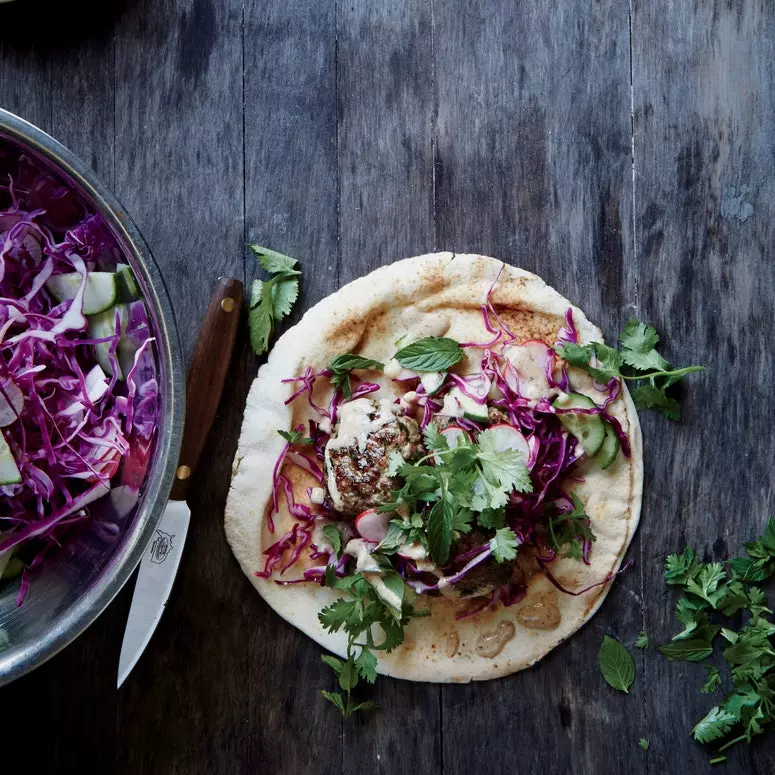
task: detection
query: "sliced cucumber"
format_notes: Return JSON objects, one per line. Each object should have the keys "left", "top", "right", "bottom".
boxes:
{"left": 115, "top": 265, "right": 141, "bottom": 303}
{"left": 420, "top": 371, "right": 446, "bottom": 396}
{"left": 0, "top": 432, "right": 21, "bottom": 485}
{"left": 553, "top": 392, "right": 606, "bottom": 457}
{"left": 442, "top": 387, "right": 489, "bottom": 422}
{"left": 46, "top": 272, "right": 118, "bottom": 316}
{"left": 88, "top": 305, "right": 134, "bottom": 380}
{"left": 594, "top": 420, "right": 620, "bottom": 470}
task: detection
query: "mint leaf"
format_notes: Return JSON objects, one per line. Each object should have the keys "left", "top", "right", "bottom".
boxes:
{"left": 658, "top": 638, "right": 714, "bottom": 662}
{"left": 394, "top": 337, "right": 464, "bottom": 372}
{"left": 598, "top": 635, "right": 636, "bottom": 693}
{"left": 321, "top": 525, "right": 342, "bottom": 557}
{"left": 490, "top": 527, "right": 519, "bottom": 563}
{"left": 329, "top": 353, "right": 384, "bottom": 398}
{"left": 427, "top": 497, "right": 453, "bottom": 565}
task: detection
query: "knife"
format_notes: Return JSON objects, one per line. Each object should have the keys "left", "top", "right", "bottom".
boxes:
{"left": 117, "top": 276, "right": 244, "bottom": 688}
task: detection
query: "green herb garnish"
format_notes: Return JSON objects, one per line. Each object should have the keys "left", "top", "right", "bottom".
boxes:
{"left": 635, "top": 631, "right": 649, "bottom": 649}
{"left": 248, "top": 245, "right": 301, "bottom": 355}
{"left": 328, "top": 354, "right": 384, "bottom": 399}
{"left": 318, "top": 566, "right": 426, "bottom": 717}
{"left": 394, "top": 336, "right": 464, "bottom": 372}
{"left": 638, "top": 738, "right": 649, "bottom": 751}
{"left": 598, "top": 634, "right": 636, "bottom": 693}
{"left": 277, "top": 428, "right": 313, "bottom": 446}
{"left": 555, "top": 319, "right": 704, "bottom": 419}
{"left": 658, "top": 519, "right": 775, "bottom": 758}
{"left": 547, "top": 493, "right": 596, "bottom": 559}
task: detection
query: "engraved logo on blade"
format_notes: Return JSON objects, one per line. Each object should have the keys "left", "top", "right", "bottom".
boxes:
{"left": 150, "top": 529, "right": 174, "bottom": 564}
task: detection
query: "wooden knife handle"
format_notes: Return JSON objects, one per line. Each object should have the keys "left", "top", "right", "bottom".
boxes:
{"left": 170, "top": 276, "right": 244, "bottom": 501}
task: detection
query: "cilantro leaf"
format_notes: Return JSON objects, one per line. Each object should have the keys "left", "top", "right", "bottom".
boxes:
{"left": 692, "top": 707, "right": 738, "bottom": 744}
{"left": 248, "top": 246, "right": 302, "bottom": 355}
{"left": 638, "top": 738, "right": 649, "bottom": 751}
{"left": 555, "top": 318, "right": 703, "bottom": 419}
{"left": 394, "top": 337, "right": 464, "bottom": 372}
{"left": 490, "top": 527, "right": 519, "bottom": 563}
{"left": 477, "top": 428, "right": 533, "bottom": 495}
{"left": 451, "top": 507, "right": 474, "bottom": 536}
{"left": 665, "top": 547, "right": 701, "bottom": 586}
{"left": 318, "top": 599, "right": 360, "bottom": 634}
{"left": 598, "top": 635, "right": 636, "bottom": 693}
{"left": 546, "top": 493, "right": 596, "bottom": 557}
{"left": 250, "top": 244, "right": 298, "bottom": 273}
{"left": 477, "top": 508, "right": 506, "bottom": 530}
{"left": 686, "top": 563, "right": 728, "bottom": 608}
{"left": 701, "top": 665, "right": 722, "bottom": 694}
{"left": 277, "top": 428, "right": 312, "bottom": 446}
{"left": 635, "top": 631, "right": 649, "bottom": 649}
{"left": 355, "top": 648, "right": 378, "bottom": 684}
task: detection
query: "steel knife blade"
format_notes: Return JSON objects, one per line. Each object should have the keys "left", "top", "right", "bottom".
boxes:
{"left": 117, "top": 277, "right": 243, "bottom": 688}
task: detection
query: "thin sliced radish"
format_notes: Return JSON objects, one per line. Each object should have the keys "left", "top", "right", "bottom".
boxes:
{"left": 503, "top": 340, "right": 553, "bottom": 401}
{"left": 526, "top": 434, "right": 540, "bottom": 470}
{"left": 487, "top": 423, "right": 530, "bottom": 464}
{"left": 355, "top": 508, "right": 391, "bottom": 543}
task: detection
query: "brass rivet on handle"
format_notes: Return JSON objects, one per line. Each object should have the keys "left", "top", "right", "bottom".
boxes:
{"left": 176, "top": 465, "right": 191, "bottom": 481}
{"left": 220, "top": 297, "right": 235, "bottom": 313}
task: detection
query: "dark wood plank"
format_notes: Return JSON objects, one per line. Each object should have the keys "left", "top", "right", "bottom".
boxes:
{"left": 434, "top": 4, "right": 641, "bottom": 774}
{"left": 336, "top": 3, "right": 440, "bottom": 774}
{"left": 110, "top": 2, "right": 247, "bottom": 773}
{"left": 632, "top": 2, "right": 775, "bottom": 772}
{"left": 243, "top": 2, "right": 341, "bottom": 773}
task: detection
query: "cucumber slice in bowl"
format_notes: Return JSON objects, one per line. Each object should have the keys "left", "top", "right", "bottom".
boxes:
{"left": 594, "top": 420, "right": 620, "bottom": 470}
{"left": 552, "top": 392, "right": 606, "bottom": 457}
{"left": 115, "top": 265, "right": 142, "bottom": 303}
{"left": 46, "top": 271, "right": 118, "bottom": 315}
{"left": 0, "top": 431, "right": 21, "bottom": 485}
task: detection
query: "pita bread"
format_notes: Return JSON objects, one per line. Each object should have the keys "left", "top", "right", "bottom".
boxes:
{"left": 225, "top": 253, "right": 642, "bottom": 682}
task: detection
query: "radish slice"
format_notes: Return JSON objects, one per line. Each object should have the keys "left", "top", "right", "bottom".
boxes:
{"left": 355, "top": 508, "right": 391, "bottom": 543}
{"left": 526, "top": 434, "right": 540, "bottom": 470}
{"left": 503, "top": 340, "right": 553, "bottom": 401}
{"left": 487, "top": 423, "right": 531, "bottom": 465}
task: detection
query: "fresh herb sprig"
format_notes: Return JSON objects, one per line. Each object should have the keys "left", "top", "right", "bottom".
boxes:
{"left": 318, "top": 564, "right": 426, "bottom": 716}
{"left": 547, "top": 493, "right": 596, "bottom": 559}
{"left": 556, "top": 319, "right": 704, "bottom": 419}
{"left": 384, "top": 425, "right": 531, "bottom": 565}
{"left": 328, "top": 354, "right": 384, "bottom": 399}
{"left": 598, "top": 634, "right": 636, "bottom": 693}
{"left": 658, "top": 519, "right": 775, "bottom": 758}
{"left": 394, "top": 336, "right": 464, "bottom": 372}
{"left": 248, "top": 245, "right": 301, "bottom": 355}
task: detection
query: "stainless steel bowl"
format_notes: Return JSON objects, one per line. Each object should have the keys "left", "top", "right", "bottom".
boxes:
{"left": 0, "top": 108, "right": 184, "bottom": 685}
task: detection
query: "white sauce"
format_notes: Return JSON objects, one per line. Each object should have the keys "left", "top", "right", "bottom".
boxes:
{"left": 311, "top": 520, "right": 335, "bottom": 553}
{"left": 441, "top": 392, "right": 464, "bottom": 418}
{"left": 397, "top": 542, "right": 427, "bottom": 560}
{"left": 384, "top": 358, "right": 402, "bottom": 378}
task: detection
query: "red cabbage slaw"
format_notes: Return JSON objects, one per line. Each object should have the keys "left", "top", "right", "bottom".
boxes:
{"left": 0, "top": 150, "right": 157, "bottom": 604}
{"left": 257, "top": 289, "right": 632, "bottom": 614}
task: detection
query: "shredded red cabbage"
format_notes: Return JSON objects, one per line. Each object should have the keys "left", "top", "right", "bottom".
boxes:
{"left": 0, "top": 150, "right": 157, "bottom": 602}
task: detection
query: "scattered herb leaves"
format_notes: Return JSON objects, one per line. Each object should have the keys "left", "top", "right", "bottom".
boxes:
{"left": 248, "top": 245, "right": 301, "bottom": 355}
{"left": 638, "top": 738, "right": 649, "bottom": 751}
{"left": 598, "top": 635, "right": 636, "bottom": 693}
{"left": 329, "top": 354, "right": 384, "bottom": 399}
{"left": 555, "top": 318, "right": 703, "bottom": 419}
{"left": 635, "top": 631, "right": 649, "bottom": 649}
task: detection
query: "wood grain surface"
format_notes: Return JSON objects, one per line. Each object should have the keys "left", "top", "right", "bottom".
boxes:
{"left": 1, "top": 0, "right": 774, "bottom": 772}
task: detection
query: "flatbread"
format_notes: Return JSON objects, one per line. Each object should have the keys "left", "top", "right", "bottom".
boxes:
{"left": 225, "top": 253, "right": 643, "bottom": 682}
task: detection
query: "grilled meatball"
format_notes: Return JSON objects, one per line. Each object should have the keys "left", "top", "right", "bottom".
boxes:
{"left": 324, "top": 398, "right": 423, "bottom": 516}
{"left": 487, "top": 406, "right": 509, "bottom": 425}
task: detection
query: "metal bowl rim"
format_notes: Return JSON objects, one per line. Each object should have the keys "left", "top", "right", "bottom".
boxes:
{"left": 0, "top": 107, "right": 184, "bottom": 686}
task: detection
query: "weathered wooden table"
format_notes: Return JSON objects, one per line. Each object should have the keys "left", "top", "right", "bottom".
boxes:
{"left": 2, "top": 1, "right": 774, "bottom": 772}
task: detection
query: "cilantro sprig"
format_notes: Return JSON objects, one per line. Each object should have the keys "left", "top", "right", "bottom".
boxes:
{"left": 658, "top": 519, "right": 775, "bottom": 758}
{"left": 248, "top": 245, "right": 302, "bottom": 355}
{"left": 318, "top": 565, "right": 426, "bottom": 717}
{"left": 556, "top": 319, "right": 704, "bottom": 419}
{"left": 386, "top": 426, "right": 531, "bottom": 565}
{"left": 546, "top": 493, "right": 596, "bottom": 559}
{"left": 328, "top": 353, "right": 384, "bottom": 399}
